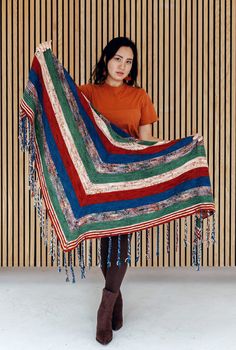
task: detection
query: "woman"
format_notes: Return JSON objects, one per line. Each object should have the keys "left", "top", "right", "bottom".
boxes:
{"left": 78, "top": 36, "right": 160, "bottom": 345}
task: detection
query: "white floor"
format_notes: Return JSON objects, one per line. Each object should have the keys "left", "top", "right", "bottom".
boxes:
{"left": 1, "top": 266, "right": 236, "bottom": 350}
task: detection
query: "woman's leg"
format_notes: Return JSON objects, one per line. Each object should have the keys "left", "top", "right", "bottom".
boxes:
{"left": 96, "top": 233, "right": 131, "bottom": 344}
{"left": 103, "top": 234, "right": 131, "bottom": 293}
{"left": 100, "top": 236, "right": 109, "bottom": 280}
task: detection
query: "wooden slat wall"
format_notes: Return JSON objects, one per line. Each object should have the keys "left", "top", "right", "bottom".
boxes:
{"left": 0, "top": 0, "right": 235, "bottom": 268}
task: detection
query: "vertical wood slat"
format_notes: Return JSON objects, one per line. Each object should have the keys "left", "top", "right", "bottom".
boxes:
{"left": 0, "top": 0, "right": 235, "bottom": 269}
{"left": 231, "top": 0, "right": 236, "bottom": 267}
{"left": 2, "top": 0, "right": 7, "bottom": 267}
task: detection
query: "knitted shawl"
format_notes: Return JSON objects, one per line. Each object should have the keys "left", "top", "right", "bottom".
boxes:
{"left": 19, "top": 42, "right": 216, "bottom": 283}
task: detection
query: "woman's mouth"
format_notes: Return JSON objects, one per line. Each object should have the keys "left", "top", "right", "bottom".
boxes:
{"left": 116, "top": 72, "right": 124, "bottom": 76}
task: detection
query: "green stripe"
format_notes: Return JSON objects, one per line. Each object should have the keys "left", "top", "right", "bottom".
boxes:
{"left": 35, "top": 116, "right": 73, "bottom": 239}
{"left": 90, "top": 104, "right": 136, "bottom": 143}
{"left": 91, "top": 105, "right": 156, "bottom": 145}
{"left": 35, "top": 117, "right": 214, "bottom": 242}
{"left": 22, "top": 90, "right": 37, "bottom": 115}
{"left": 43, "top": 52, "right": 207, "bottom": 184}
{"left": 76, "top": 195, "right": 214, "bottom": 234}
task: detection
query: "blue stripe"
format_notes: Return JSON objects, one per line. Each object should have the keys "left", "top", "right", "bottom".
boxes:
{"left": 32, "top": 66, "right": 211, "bottom": 221}
{"left": 64, "top": 70, "right": 195, "bottom": 163}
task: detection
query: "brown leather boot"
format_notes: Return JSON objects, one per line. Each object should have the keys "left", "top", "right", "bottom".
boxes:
{"left": 112, "top": 289, "right": 123, "bottom": 331}
{"left": 96, "top": 288, "right": 119, "bottom": 345}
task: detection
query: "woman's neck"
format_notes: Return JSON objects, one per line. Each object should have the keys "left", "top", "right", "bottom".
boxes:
{"left": 105, "top": 77, "right": 124, "bottom": 87}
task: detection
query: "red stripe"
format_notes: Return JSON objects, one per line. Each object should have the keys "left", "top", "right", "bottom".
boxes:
{"left": 61, "top": 204, "right": 215, "bottom": 252}
{"left": 33, "top": 57, "right": 191, "bottom": 208}
{"left": 32, "top": 56, "right": 88, "bottom": 206}
{"left": 82, "top": 167, "right": 211, "bottom": 205}
{"left": 32, "top": 58, "right": 210, "bottom": 212}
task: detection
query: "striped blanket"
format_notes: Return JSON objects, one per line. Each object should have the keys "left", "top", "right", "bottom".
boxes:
{"left": 19, "top": 41, "right": 216, "bottom": 282}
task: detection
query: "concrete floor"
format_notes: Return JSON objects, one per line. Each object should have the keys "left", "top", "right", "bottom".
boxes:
{"left": 1, "top": 266, "right": 236, "bottom": 350}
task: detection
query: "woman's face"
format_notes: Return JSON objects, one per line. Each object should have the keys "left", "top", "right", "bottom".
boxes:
{"left": 106, "top": 46, "right": 134, "bottom": 83}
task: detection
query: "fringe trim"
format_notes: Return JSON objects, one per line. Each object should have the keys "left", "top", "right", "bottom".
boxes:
{"left": 19, "top": 114, "right": 217, "bottom": 283}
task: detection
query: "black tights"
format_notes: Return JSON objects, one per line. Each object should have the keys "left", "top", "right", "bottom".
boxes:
{"left": 100, "top": 233, "right": 132, "bottom": 293}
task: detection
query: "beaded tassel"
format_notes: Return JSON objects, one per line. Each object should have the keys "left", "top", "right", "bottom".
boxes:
{"left": 77, "top": 245, "right": 81, "bottom": 271}
{"left": 49, "top": 227, "right": 56, "bottom": 262}
{"left": 206, "top": 211, "right": 211, "bottom": 248}
{"left": 116, "top": 234, "right": 122, "bottom": 268}
{"left": 135, "top": 230, "right": 141, "bottom": 263}
{"left": 69, "top": 250, "right": 76, "bottom": 283}
{"left": 77, "top": 243, "right": 86, "bottom": 279}
{"left": 44, "top": 215, "right": 49, "bottom": 247}
{"left": 19, "top": 116, "right": 28, "bottom": 151}
{"left": 211, "top": 211, "right": 216, "bottom": 244}
{"left": 39, "top": 208, "right": 46, "bottom": 242}
{"left": 80, "top": 240, "right": 86, "bottom": 279}
{"left": 125, "top": 233, "right": 132, "bottom": 266}
{"left": 97, "top": 237, "right": 102, "bottom": 268}
{"left": 107, "top": 236, "right": 112, "bottom": 269}
{"left": 57, "top": 238, "right": 61, "bottom": 272}
{"left": 197, "top": 211, "right": 203, "bottom": 270}
{"left": 192, "top": 211, "right": 203, "bottom": 271}
{"left": 34, "top": 190, "right": 44, "bottom": 248}
{"left": 166, "top": 222, "right": 170, "bottom": 254}
{"left": 146, "top": 228, "right": 151, "bottom": 260}
{"left": 192, "top": 214, "right": 198, "bottom": 267}
{"left": 183, "top": 216, "right": 189, "bottom": 247}
{"left": 88, "top": 239, "right": 92, "bottom": 270}
{"left": 156, "top": 226, "right": 159, "bottom": 256}
{"left": 28, "top": 119, "right": 36, "bottom": 195}
{"left": 175, "top": 220, "right": 179, "bottom": 252}
{"left": 63, "top": 252, "right": 70, "bottom": 282}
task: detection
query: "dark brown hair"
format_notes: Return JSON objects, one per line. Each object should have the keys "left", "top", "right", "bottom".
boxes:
{"left": 88, "top": 36, "right": 140, "bottom": 88}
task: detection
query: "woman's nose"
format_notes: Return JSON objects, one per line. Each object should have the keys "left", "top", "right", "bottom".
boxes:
{"left": 119, "top": 62, "right": 125, "bottom": 70}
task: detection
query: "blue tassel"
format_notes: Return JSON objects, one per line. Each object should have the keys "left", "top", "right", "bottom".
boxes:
{"left": 107, "top": 236, "right": 112, "bottom": 269}
{"left": 192, "top": 211, "right": 203, "bottom": 271}
{"left": 88, "top": 239, "right": 92, "bottom": 270}
{"left": 57, "top": 238, "right": 61, "bottom": 272}
{"left": 184, "top": 216, "right": 188, "bottom": 247}
{"left": 125, "top": 234, "right": 132, "bottom": 266}
{"left": 192, "top": 213, "right": 198, "bottom": 267}
{"left": 77, "top": 243, "right": 86, "bottom": 279}
{"left": 166, "top": 222, "right": 170, "bottom": 254}
{"left": 80, "top": 240, "right": 86, "bottom": 279}
{"left": 77, "top": 245, "right": 81, "bottom": 270}
{"left": 116, "top": 234, "right": 122, "bottom": 268}
{"left": 63, "top": 252, "right": 70, "bottom": 282}
{"left": 146, "top": 228, "right": 151, "bottom": 260}
{"left": 49, "top": 227, "right": 56, "bottom": 262}
{"left": 44, "top": 216, "right": 49, "bottom": 247}
{"left": 39, "top": 208, "right": 45, "bottom": 241}
{"left": 211, "top": 211, "right": 216, "bottom": 244}
{"left": 97, "top": 237, "right": 102, "bottom": 268}
{"left": 135, "top": 231, "right": 141, "bottom": 263}
{"left": 205, "top": 210, "right": 211, "bottom": 247}
{"left": 175, "top": 220, "right": 179, "bottom": 252}
{"left": 69, "top": 250, "right": 76, "bottom": 283}
{"left": 28, "top": 121, "right": 36, "bottom": 194}
{"left": 19, "top": 116, "right": 28, "bottom": 151}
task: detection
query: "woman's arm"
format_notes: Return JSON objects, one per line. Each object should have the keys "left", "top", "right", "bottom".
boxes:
{"left": 138, "top": 124, "right": 161, "bottom": 141}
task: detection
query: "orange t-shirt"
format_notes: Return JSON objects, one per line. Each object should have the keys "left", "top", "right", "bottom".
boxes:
{"left": 78, "top": 82, "right": 159, "bottom": 138}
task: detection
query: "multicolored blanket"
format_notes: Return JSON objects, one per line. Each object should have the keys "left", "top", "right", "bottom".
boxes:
{"left": 19, "top": 41, "right": 216, "bottom": 282}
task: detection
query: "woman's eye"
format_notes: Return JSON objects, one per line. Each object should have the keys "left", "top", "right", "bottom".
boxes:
{"left": 114, "top": 57, "right": 132, "bottom": 65}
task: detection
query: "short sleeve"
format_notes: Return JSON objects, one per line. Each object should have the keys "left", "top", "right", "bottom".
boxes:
{"left": 139, "top": 91, "right": 159, "bottom": 125}
{"left": 78, "top": 83, "right": 93, "bottom": 102}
